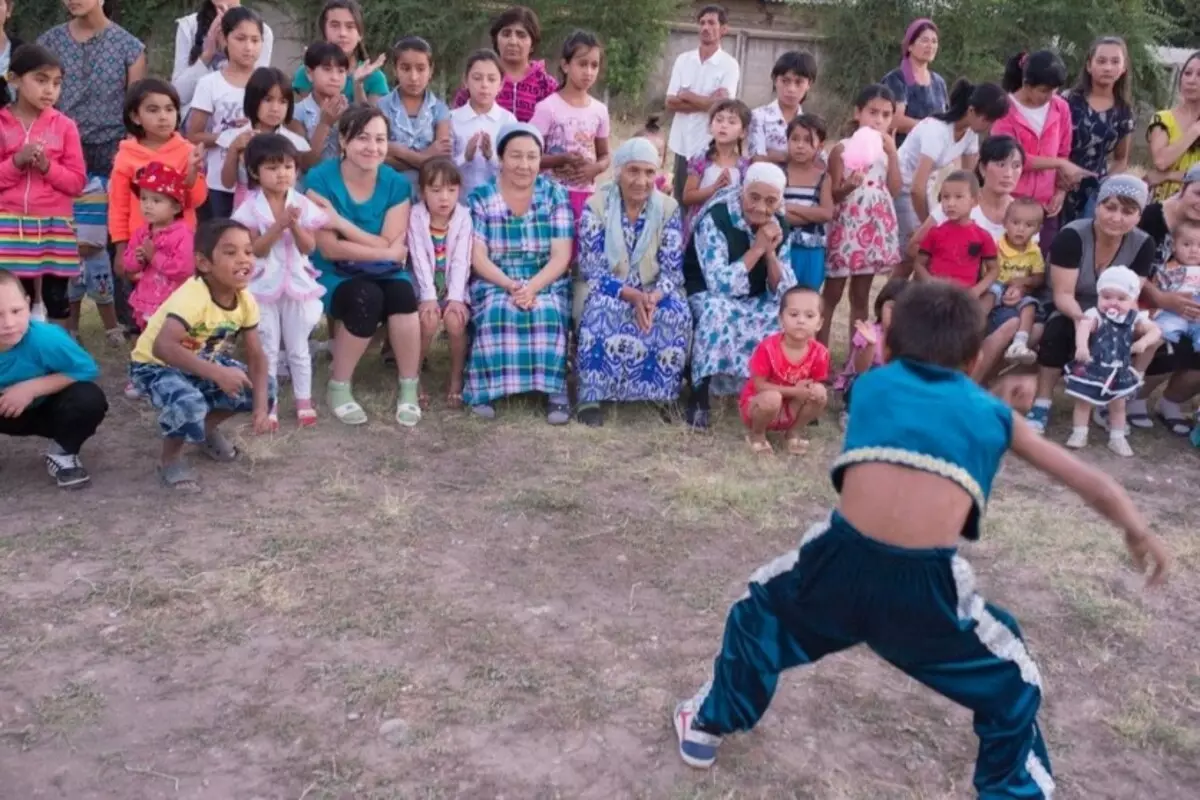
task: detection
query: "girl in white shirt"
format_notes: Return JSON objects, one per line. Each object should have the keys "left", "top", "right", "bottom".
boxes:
{"left": 218, "top": 67, "right": 311, "bottom": 206}
{"left": 450, "top": 50, "right": 517, "bottom": 198}
{"left": 172, "top": 1, "right": 274, "bottom": 115}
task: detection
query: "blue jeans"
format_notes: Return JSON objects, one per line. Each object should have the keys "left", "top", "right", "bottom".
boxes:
{"left": 129, "top": 355, "right": 275, "bottom": 443}
{"left": 68, "top": 248, "right": 115, "bottom": 305}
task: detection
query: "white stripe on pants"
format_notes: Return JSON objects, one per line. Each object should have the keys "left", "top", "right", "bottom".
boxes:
{"left": 259, "top": 297, "right": 320, "bottom": 401}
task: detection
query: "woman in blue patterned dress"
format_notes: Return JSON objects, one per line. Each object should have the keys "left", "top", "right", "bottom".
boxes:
{"left": 574, "top": 138, "right": 691, "bottom": 426}
{"left": 465, "top": 122, "right": 574, "bottom": 423}
{"left": 683, "top": 163, "right": 795, "bottom": 428}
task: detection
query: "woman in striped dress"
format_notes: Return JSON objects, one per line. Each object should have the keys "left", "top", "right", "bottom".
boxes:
{"left": 465, "top": 122, "right": 573, "bottom": 423}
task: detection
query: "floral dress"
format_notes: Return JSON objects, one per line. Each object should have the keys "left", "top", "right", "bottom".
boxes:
{"left": 1062, "top": 92, "right": 1134, "bottom": 223}
{"left": 688, "top": 189, "right": 795, "bottom": 396}
{"left": 464, "top": 176, "right": 574, "bottom": 406}
{"left": 826, "top": 149, "right": 900, "bottom": 278}
{"left": 576, "top": 203, "right": 691, "bottom": 404}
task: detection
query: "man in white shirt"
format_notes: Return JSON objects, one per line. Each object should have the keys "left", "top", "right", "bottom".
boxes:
{"left": 665, "top": 5, "right": 742, "bottom": 203}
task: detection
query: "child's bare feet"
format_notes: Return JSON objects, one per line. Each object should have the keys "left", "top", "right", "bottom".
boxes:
{"left": 746, "top": 434, "right": 773, "bottom": 455}
{"left": 786, "top": 436, "right": 810, "bottom": 455}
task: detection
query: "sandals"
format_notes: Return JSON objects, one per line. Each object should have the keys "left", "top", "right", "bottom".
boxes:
{"left": 1156, "top": 411, "right": 1192, "bottom": 436}
{"left": 395, "top": 401, "right": 422, "bottom": 427}
{"left": 297, "top": 407, "right": 318, "bottom": 428}
{"left": 747, "top": 436, "right": 774, "bottom": 455}
{"left": 446, "top": 392, "right": 464, "bottom": 410}
{"left": 200, "top": 429, "right": 239, "bottom": 462}
{"left": 786, "top": 437, "right": 811, "bottom": 456}
{"left": 158, "top": 462, "right": 200, "bottom": 492}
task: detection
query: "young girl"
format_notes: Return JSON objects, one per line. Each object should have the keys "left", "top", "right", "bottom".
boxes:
{"left": 740, "top": 286, "right": 830, "bottom": 455}
{"left": 294, "top": 0, "right": 387, "bottom": 105}
{"left": 123, "top": 163, "right": 196, "bottom": 332}
{"left": 292, "top": 42, "right": 351, "bottom": 165}
{"left": 171, "top": 0, "right": 275, "bottom": 116}
{"left": 992, "top": 50, "right": 1083, "bottom": 250}
{"left": 232, "top": 134, "right": 329, "bottom": 429}
{"left": 379, "top": 36, "right": 451, "bottom": 189}
{"left": 111, "top": 79, "right": 207, "bottom": 280}
{"left": 749, "top": 50, "right": 817, "bottom": 165}
{"left": 186, "top": 6, "right": 264, "bottom": 219}
{"left": 450, "top": 50, "right": 517, "bottom": 197}
{"left": 822, "top": 84, "right": 901, "bottom": 346}
{"left": 1064, "top": 266, "right": 1161, "bottom": 457}
{"left": 451, "top": 5, "right": 558, "bottom": 123}
{"left": 408, "top": 158, "right": 472, "bottom": 408}
{"left": 682, "top": 99, "right": 751, "bottom": 228}
{"left": 782, "top": 114, "right": 832, "bottom": 289}
{"left": 219, "top": 68, "right": 311, "bottom": 203}
{"left": 0, "top": 46, "right": 86, "bottom": 328}
{"left": 530, "top": 31, "right": 611, "bottom": 220}
{"left": 1062, "top": 37, "right": 1135, "bottom": 223}
{"left": 834, "top": 278, "right": 908, "bottom": 426}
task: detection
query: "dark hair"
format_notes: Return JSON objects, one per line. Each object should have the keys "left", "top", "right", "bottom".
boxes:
{"left": 0, "top": 45, "right": 61, "bottom": 110}
{"left": 244, "top": 67, "right": 295, "bottom": 126}
{"left": 465, "top": 48, "right": 503, "bottom": 76}
{"left": 560, "top": 30, "right": 601, "bottom": 77}
{"left": 786, "top": 112, "right": 827, "bottom": 144}
{"left": 419, "top": 157, "right": 462, "bottom": 191}
{"left": 1072, "top": 36, "right": 1132, "bottom": 108}
{"left": 854, "top": 83, "right": 896, "bottom": 111}
{"left": 874, "top": 278, "right": 909, "bottom": 321}
{"left": 195, "top": 218, "right": 252, "bottom": 264}
{"left": 244, "top": 133, "right": 300, "bottom": 188}
{"left": 189, "top": 1, "right": 221, "bottom": 65}
{"left": 490, "top": 6, "right": 542, "bottom": 55}
{"left": 704, "top": 98, "right": 751, "bottom": 160}
{"left": 636, "top": 114, "right": 662, "bottom": 137}
{"left": 337, "top": 103, "right": 389, "bottom": 146}
{"left": 318, "top": 0, "right": 369, "bottom": 63}
{"left": 887, "top": 282, "right": 985, "bottom": 369}
{"left": 780, "top": 285, "right": 823, "bottom": 313}
{"left": 939, "top": 169, "right": 980, "bottom": 197}
{"left": 123, "top": 78, "right": 181, "bottom": 138}
{"left": 392, "top": 35, "right": 433, "bottom": 65}
{"left": 221, "top": 6, "right": 265, "bottom": 43}
{"left": 497, "top": 128, "right": 542, "bottom": 158}
{"left": 1002, "top": 50, "right": 1067, "bottom": 93}
{"left": 772, "top": 50, "right": 818, "bottom": 86}
{"left": 304, "top": 41, "right": 351, "bottom": 72}
{"left": 933, "top": 79, "right": 1008, "bottom": 124}
{"left": 1178, "top": 51, "right": 1200, "bottom": 90}
{"left": 697, "top": 4, "right": 728, "bottom": 23}
{"left": 1005, "top": 196, "right": 1045, "bottom": 224}
{"left": 975, "top": 134, "right": 1025, "bottom": 185}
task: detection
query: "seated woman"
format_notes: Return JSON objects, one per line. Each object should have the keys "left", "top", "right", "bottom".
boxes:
{"left": 465, "top": 123, "right": 573, "bottom": 423}
{"left": 306, "top": 105, "right": 422, "bottom": 427}
{"left": 574, "top": 137, "right": 691, "bottom": 426}
{"left": 684, "top": 163, "right": 795, "bottom": 428}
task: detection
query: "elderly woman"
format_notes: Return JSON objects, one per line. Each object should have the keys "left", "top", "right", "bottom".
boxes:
{"left": 684, "top": 163, "right": 795, "bottom": 428}
{"left": 465, "top": 122, "right": 573, "bottom": 423}
{"left": 574, "top": 138, "right": 691, "bottom": 427}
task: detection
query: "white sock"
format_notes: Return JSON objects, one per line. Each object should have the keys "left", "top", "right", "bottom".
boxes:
{"left": 1109, "top": 429, "right": 1128, "bottom": 441}
{"left": 1034, "top": 398, "right": 1052, "bottom": 410}
{"left": 1073, "top": 425, "right": 1088, "bottom": 436}
{"left": 1013, "top": 331, "right": 1029, "bottom": 345}
{"left": 1158, "top": 398, "right": 1183, "bottom": 418}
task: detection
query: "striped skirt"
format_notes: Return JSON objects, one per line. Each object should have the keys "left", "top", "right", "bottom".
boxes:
{"left": 0, "top": 214, "right": 80, "bottom": 278}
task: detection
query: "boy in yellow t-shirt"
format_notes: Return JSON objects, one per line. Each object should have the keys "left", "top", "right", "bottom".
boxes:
{"left": 129, "top": 220, "right": 274, "bottom": 490}
{"left": 984, "top": 199, "right": 1045, "bottom": 363}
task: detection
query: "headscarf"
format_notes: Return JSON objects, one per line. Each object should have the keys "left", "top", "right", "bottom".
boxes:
{"left": 605, "top": 137, "right": 666, "bottom": 279}
{"left": 1097, "top": 174, "right": 1149, "bottom": 211}
{"left": 900, "top": 19, "right": 937, "bottom": 84}
{"left": 496, "top": 122, "right": 544, "bottom": 156}
{"left": 744, "top": 162, "right": 787, "bottom": 193}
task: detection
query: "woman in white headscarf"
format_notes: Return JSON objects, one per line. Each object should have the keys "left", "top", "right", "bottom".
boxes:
{"left": 683, "top": 163, "right": 796, "bottom": 428}
{"left": 574, "top": 138, "right": 691, "bottom": 426}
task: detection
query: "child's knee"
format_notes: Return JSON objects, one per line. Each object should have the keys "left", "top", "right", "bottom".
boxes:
{"left": 808, "top": 383, "right": 829, "bottom": 408}
{"left": 753, "top": 390, "right": 784, "bottom": 414}
{"left": 419, "top": 314, "right": 440, "bottom": 338}
{"left": 444, "top": 313, "right": 467, "bottom": 338}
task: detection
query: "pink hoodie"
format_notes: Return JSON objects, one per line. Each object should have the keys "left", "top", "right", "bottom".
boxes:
{"left": 0, "top": 107, "right": 86, "bottom": 218}
{"left": 990, "top": 95, "right": 1072, "bottom": 207}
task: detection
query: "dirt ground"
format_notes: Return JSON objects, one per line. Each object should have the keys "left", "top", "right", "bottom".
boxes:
{"left": 2, "top": 302, "right": 1199, "bottom": 800}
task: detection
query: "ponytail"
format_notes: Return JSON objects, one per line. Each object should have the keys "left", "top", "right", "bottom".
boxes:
{"left": 1001, "top": 52, "right": 1026, "bottom": 93}
{"left": 934, "top": 78, "right": 975, "bottom": 122}
{"left": 935, "top": 79, "right": 1009, "bottom": 124}
{"left": 1002, "top": 49, "right": 1067, "bottom": 94}
{"left": 189, "top": 1, "right": 219, "bottom": 66}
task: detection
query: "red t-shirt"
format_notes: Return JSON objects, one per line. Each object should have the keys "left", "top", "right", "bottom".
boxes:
{"left": 919, "top": 220, "right": 997, "bottom": 288}
{"left": 739, "top": 333, "right": 831, "bottom": 410}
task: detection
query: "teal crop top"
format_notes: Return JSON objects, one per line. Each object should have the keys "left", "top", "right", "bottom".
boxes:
{"left": 831, "top": 359, "right": 1013, "bottom": 541}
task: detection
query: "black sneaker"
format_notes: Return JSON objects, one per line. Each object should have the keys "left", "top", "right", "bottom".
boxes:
{"left": 578, "top": 406, "right": 604, "bottom": 427}
{"left": 45, "top": 452, "right": 91, "bottom": 489}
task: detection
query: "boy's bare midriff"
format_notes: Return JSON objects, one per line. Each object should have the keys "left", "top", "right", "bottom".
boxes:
{"left": 838, "top": 463, "right": 974, "bottom": 549}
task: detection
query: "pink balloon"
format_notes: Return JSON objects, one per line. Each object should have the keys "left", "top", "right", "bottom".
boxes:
{"left": 842, "top": 127, "right": 884, "bottom": 173}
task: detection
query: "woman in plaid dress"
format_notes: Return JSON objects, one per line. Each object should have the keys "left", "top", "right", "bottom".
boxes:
{"left": 465, "top": 123, "right": 574, "bottom": 422}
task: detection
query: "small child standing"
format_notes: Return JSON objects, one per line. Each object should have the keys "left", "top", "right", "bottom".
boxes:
{"left": 231, "top": 134, "right": 329, "bottom": 428}
{"left": 913, "top": 171, "right": 999, "bottom": 298}
{"left": 123, "top": 164, "right": 196, "bottom": 332}
{"left": 740, "top": 286, "right": 830, "bottom": 455}
{"left": 782, "top": 114, "right": 832, "bottom": 289}
{"left": 0, "top": 46, "right": 87, "bottom": 328}
{"left": 450, "top": 50, "right": 518, "bottom": 198}
{"left": 128, "top": 219, "right": 274, "bottom": 491}
{"left": 834, "top": 277, "right": 909, "bottom": 424}
{"left": 67, "top": 175, "right": 123, "bottom": 346}
{"left": 408, "top": 158, "right": 472, "bottom": 408}
{"left": 1064, "top": 266, "right": 1162, "bottom": 456}
{"left": 379, "top": 36, "right": 452, "bottom": 189}
{"left": 0, "top": 270, "right": 107, "bottom": 489}
{"left": 218, "top": 68, "right": 311, "bottom": 205}
{"left": 1150, "top": 220, "right": 1200, "bottom": 348}
{"left": 291, "top": 42, "right": 351, "bottom": 165}
{"left": 530, "top": 31, "right": 611, "bottom": 220}
{"left": 749, "top": 50, "right": 817, "bottom": 165}
{"left": 991, "top": 198, "right": 1046, "bottom": 363}
{"left": 682, "top": 99, "right": 751, "bottom": 230}
{"left": 822, "top": 85, "right": 901, "bottom": 346}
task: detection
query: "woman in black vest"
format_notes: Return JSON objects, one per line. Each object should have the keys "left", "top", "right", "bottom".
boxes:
{"left": 683, "top": 163, "right": 794, "bottom": 429}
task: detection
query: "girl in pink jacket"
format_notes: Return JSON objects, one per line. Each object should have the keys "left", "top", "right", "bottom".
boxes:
{"left": 122, "top": 162, "right": 195, "bottom": 331}
{"left": 0, "top": 45, "right": 87, "bottom": 324}
{"left": 991, "top": 50, "right": 1091, "bottom": 252}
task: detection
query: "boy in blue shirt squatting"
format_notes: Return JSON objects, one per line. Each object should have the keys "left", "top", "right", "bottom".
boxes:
{"left": 0, "top": 270, "right": 108, "bottom": 488}
{"left": 673, "top": 282, "right": 1170, "bottom": 798}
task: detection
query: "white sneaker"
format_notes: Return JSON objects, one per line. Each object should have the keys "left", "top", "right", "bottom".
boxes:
{"left": 673, "top": 696, "right": 721, "bottom": 769}
{"left": 45, "top": 449, "right": 90, "bottom": 489}
{"left": 1005, "top": 340, "right": 1036, "bottom": 364}
{"left": 1065, "top": 428, "right": 1088, "bottom": 449}
{"left": 1108, "top": 434, "right": 1134, "bottom": 458}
